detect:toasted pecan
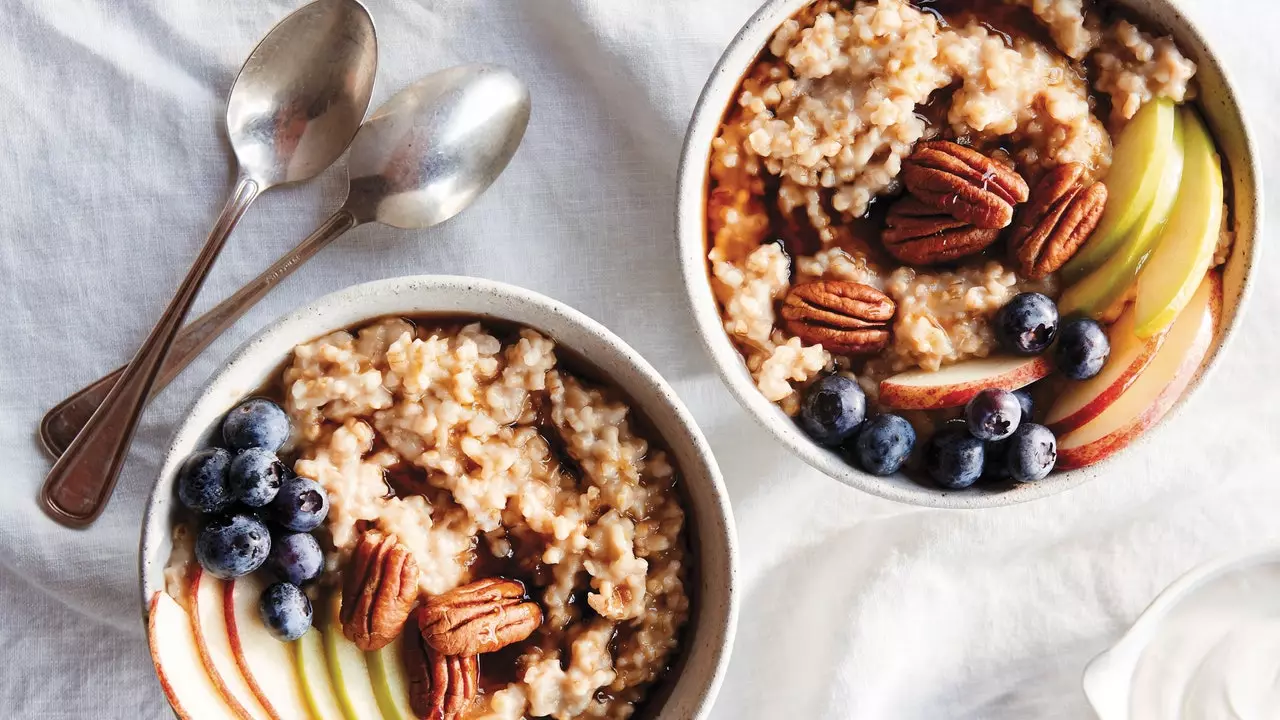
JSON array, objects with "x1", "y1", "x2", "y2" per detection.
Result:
[
  {"x1": 882, "y1": 196, "x2": 1003, "y2": 265},
  {"x1": 902, "y1": 141, "x2": 1030, "y2": 229},
  {"x1": 1008, "y1": 163, "x2": 1108, "y2": 278},
  {"x1": 418, "y1": 578, "x2": 542, "y2": 657},
  {"x1": 781, "y1": 280, "x2": 895, "y2": 355},
  {"x1": 340, "y1": 531, "x2": 419, "y2": 651},
  {"x1": 406, "y1": 620, "x2": 479, "y2": 720}
]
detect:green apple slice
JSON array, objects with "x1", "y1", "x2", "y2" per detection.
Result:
[
  {"x1": 1132, "y1": 107, "x2": 1225, "y2": 337},
  {"x1": 1059, "y1": 109, "x2": 1186, "y2": 320},
  {"x1": 1062, "y1": 98, "x2": 1179, "y2": 282},
  {"x1": 297, "y1": 628, "x2": 346, "y2": 720},
  {"x1": 321, "y1": 597, "x2": 384, "y2": 720},
  {"x1": 368, "y1": 638, "x2": 416, "y2": 720}
]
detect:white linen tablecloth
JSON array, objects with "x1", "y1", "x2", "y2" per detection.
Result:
[{"x1": 1, "y1": 1, "x2": 1276, "y2": 718}]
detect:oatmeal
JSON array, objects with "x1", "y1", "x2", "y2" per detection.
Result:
[
  {"x1": 705, "y1": 0, "x2": 1231, "y2": 483},
  {"x1": 286, "y1": 318, "x2": 691, "y2": 720},
  {"x1": 708, "y1": 0, "x2": 1197, "y2": 406},
  {"x1": 1094, "y1": 19, "x2": 1197, "y2": 124}
]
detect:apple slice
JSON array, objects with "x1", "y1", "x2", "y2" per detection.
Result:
[
  {"x1": 148, "y1": 591, "x2": 243, "y2": 720},
  {"x1": 320, "y1": 595, "x2": 383, "y2": 720},
  {"x1": 297, "y1": 629, "x2": 347, "y2": 720},
  {"x1": 225, "y1": 574, "x2": 311, "y2": 720},
  {"x1": 1057, "y1": 272, "x2": 1220, "y2": 470},
  {"x1": 1133, "y1": 107, "x2": 1225, "y2": 338},
  {"x1": 368, "y1": 636, "x2": 417, "y2": 720},
  {"x1": 1044, "y1": 305, "x2": 1168, "y2": 435},
  {"x1": 879, "y1": 354, "x2": 1052, "y2": 410},
  {"x1": 191, "y1": 568, "x2": 271, "y2": 720},
  {"x1": 1059, "y1": 110, "x2": 1186, "y2": 320},
  {"x1": 1062, "y1": 98, "x2": 1179, "y2": 282}
]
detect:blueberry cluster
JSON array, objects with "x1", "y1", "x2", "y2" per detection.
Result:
[
  {"x1": 925, "y1": 388, "x2": 1055, "y2": 488},
  {"x1": 796, "y1": 292, "x2": 1111, "y2": 490},
  {"x1": 995, "y1": 292, "x2": 1110, "y2": 379},
  {"x1": 798, "y1": 375, "x2": 916, "y2": 477},
  {"x1": 178, "y1": 397, "x2": 327, "y2": 642},
  {"x1": 921, "y1": 291, "x2": 1111, "y2": 489}
]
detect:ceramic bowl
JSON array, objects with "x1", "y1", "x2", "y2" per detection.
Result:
[
  {"x1": 139, "y1": 275, "x2": 738, "y2": 719},
  {"x1": 1082, "y1": 547, "x2": 1280, "y2": 718},
  {"x1": 675, "y1": 0, "x2": 1262, "y2": 509}
]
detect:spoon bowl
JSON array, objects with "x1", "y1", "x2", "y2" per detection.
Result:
[
  {"x1": 228, "y1": 0, "x2": 377, "y2": 185},
  {"x1": 345, "y1": 65, "x2": 531, "y2": 227}
]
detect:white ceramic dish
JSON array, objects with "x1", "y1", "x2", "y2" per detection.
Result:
[
  {"x1": 1083, "y1": 547, "x2": 1280, "y2": 719},
  {"x1": 139, "y1": 275, "x2": 739, "y2": 719},
  {"x1": 675, "y1": 0, "x2": 1262, "y2": 509}
]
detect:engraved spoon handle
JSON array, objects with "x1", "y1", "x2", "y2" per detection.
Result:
[
  {"x1": 38, "y1": 177, "x2": 261, "y2": 527},
  {"x1": 38, "y1": 207, "x2": 359, "y2": 460}
]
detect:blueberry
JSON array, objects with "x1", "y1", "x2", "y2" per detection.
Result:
[
  {"x1": 923, "y1": 429, "x2": 986, "y2": 489},
  {"x1": 222, "y1": 398, "x2": 290, "y2": 452},
  {"x1": 995, "y1": 292, "x2": 1059, "y2": 355},
  {"x1": 964, "y1": 388, "x2": 1022, "y2": 441},
  {"x1": 851, "y1": 414, "x2": 916, "y2": 476},
  {"x1": 259, "y1": 582, "x2": 312, "y2": 642},
  {"x1": 1055, "y1": 318, "x2": 1111, "y2": 380},
  {"x1": 229, "y1": 448, "x2": 286, "y2": 508},
  {"x1": 268, "y1": 476, "x2": 329, "y2": 532},
  {"x1": 983, "y1": 438, "x2": 1012, "y2": 481},
  {"x1": 1006, "y1": 423, "x2": 1057, "y2": 483},
  {"x1": 798, "y1": 375, "x2": 866, "y2": 446},
  {"x1": 1013, "y1": 388, "x2": 1035, "y2": 422},
  {"x1": 195, "y1": 513, "x2": 271, "y2": 579},
  {"x1": 177, "y1": 448, "x2": 235, "y2": 514},
  {"x1": 266, "y1": 532, "x2": 324, "y2": 586}
]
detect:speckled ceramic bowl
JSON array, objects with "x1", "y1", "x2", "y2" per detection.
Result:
[
  {"x1": 140, "y1": 275, "x2": 738, "y2": 719},
  {"x1": 675, "y1": 0, "x2": 1261, "y2": 509}
]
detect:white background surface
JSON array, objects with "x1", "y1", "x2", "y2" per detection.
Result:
[{"x1": 0, "y1": 0, "x2": 1276, "y2": 718}]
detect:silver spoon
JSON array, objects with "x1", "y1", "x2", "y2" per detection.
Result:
[
  {"x1": 38, "y1": 0, "x2": 377, "y2": 528},
  {"x1": 39, "y1": 65, "x2": 531, "y2": 460},
  {"x1": 39, "y1": 64, "x2": 531, "y2": 524}
]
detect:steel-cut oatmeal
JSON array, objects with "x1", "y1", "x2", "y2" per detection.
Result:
[
  {"x1": 288, "y1": 318, "x2": 691, "y2": 719},
  {"x1": 706, "y1": 0, "x2": 1231, "y2": 485},
  {"x1": 161, "y1": 317, "x2": 691, "y2": 720}
]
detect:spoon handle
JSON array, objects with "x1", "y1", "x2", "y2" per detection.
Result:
[
  {"x1": 38, "y1": 177, "x2": 262, "y2": 528},
  {"x1": 38, "y1": 207, "x2": 360, "y2": 461}
]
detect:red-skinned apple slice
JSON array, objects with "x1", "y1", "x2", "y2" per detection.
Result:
[
  {"x1": 1045, "y1": 305, "x2": 1169, "y2": 434},
  {"x1": 225, "y1": 574, "x2": 311, "y2": 720},
  {"x1": 1057, "y1": 272, "x2": 1220, "y2": 470},
  {"x1": 879, "y1": 355, "x2": 1053, "y2": 410},
  {"x1": 192, "y1": 568, "x2": 271, "y2": 720},
  {"x1": 148, "y1": 591, "x2": 243, "y2": 720}
]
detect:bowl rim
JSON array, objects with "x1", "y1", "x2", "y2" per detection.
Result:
[
  {"x1": 674, "y1": 0, "x2": 1263, "y2": 509},
  {"x1": 138, "y1": 274, "x2": 739, "y2": 719}
]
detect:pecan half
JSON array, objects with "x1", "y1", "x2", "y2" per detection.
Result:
[
  {"x1": 341, "y1": 531, "x2": 420, "y2": 651},
  {"x1": 882, "y1": 196, "x2": 1003, "y2": 265},
  {"x1": 780, "y1": 280, "x2": 895, "y2": 355},
  {"x1": 406, "y1": 624, "x2": 479, "y2": 720},
  {"x1": 902, "y1": 141, "x2": 1030, "y2": 229},
  {"x1": 1008, "y1": 163, "x2": 1109, "y2": 279},
  {"x1": 418, "y1": 578, "x2": 542, "y2": 657}
]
